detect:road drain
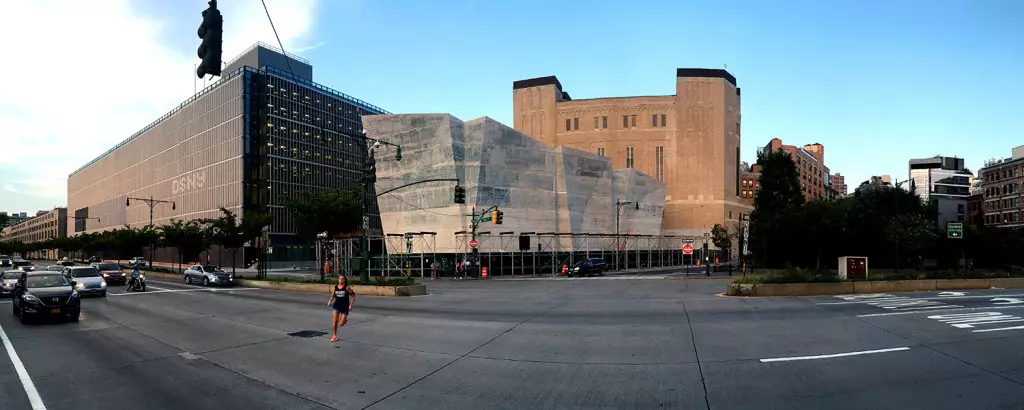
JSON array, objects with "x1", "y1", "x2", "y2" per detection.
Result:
[{"x1": 288, "y1": 330, "x2": 327, "y2": 338}]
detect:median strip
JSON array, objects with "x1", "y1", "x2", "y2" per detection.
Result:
[{"x1": 759, "y1": 347, "x2": 910, "y2": 363}]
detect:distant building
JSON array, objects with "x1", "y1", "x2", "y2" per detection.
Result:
[
  {"x1": 739, "y1": 164, "x2": 761, "y2": 204},
  {"x1": 908, "y1": 156, "x2": 971, "y2": 202},
  {"x1": 856, "y1": 175, "x2": 892, "y2": 193},
  {"x1": 831, "y1": 173, "x2": 847, "y2": 197},
  {"x1": 5, "y1": 212, "x2": 31, "y2": 226},
  {"x1": 979, "y1": 145, "x2": 1024, "y2": 228},
  {"x1": 0, "y1": 208, "x2": 68, "y2": 259},
  {"x1": 966, "y1": 193, "x2": 984, "y2": 231},
  {"x1": 762, "y1": 138, "x2": 828, "y2": 200}
]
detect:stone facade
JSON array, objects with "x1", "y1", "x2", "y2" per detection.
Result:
[
  {"x1": 362, "y1": 114, "x2": 666, "y2": 253},
  {"x1": 511, "y1": 69, "x2": 751, "y2": 237}
]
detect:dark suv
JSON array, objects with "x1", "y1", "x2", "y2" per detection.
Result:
[
  {"x1": 12, "y1": 272, "x2": 81, "y2": 323},
  {"x1": 570, "y1": 258, "x2": 608, "y2": 277}
]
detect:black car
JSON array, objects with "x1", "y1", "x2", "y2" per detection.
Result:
[
  {"x1": 570, "y1": 258, "x2": 608, "y2": 277},
  {"x1": 12, "y1": 260, "x2": 35, "y2": 272},
  {"x1": 11, "y1": 272, "x2": 81, "y2": 323}
]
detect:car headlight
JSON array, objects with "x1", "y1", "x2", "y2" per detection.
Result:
[
  {"x1": 101, "y1": 281, "x2": 107, "y2": 287},
  {"x1": 75, "y1": 283, "x2": 85, "y2": 289},
  {"x1": 23, "y1": 294, "x2": 39, "y2": 303}
]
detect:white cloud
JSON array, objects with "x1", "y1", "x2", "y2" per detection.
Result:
[{"x1": 0, "y1": 0, "x2": 318, "y2": 212}]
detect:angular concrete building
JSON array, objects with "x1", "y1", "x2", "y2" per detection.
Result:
[{"x1": 362, "y1": 114, "x2": 665, "y2": 253}]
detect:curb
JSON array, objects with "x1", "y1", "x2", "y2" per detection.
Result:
[{"x1": 727, "y1": 278, "x2": 1024, "y2": 297}]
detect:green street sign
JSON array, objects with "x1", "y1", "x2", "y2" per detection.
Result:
[
  {"x1": 947, "y1": 222, "x2": 964, "y2": 239},
  {"x1": 478, "y1": 215, "x2": 492, "y2": 223}
]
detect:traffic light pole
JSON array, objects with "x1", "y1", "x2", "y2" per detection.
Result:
[
  {"x1": 466, "y1": 205, "x2": 500, "y2": 278},
  {"x1": 359, "y1": 138, "x2": 402, "y2": 283},
  {"x1": 126, "y1": 196, "x2": 175, "y2": 270},
  {"x1": 614, "y1": 201, "x2": 638, "y2": 271}
]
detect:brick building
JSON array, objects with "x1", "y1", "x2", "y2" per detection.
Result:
[
  {"x1": 512, "y1": 69, "x2": 749, "y2": 237},
  {"x1": 740, "y1": 164, "x2": 761, "y2": 204},
  {"x1": 0, "y1": 207, "x2": 68, "y2": 259},
  {"x1": 831, "y1": 173, "x2": 847, "y2": 197},
  {"x1": 979, "y1": 145, "x2": 1024, "y2": 228},
  {"x1": 762, "y1": 138, "x2": 828, "y2": 200},
  {"x1": 966, "y1": 193, "x2": 984, "y2": 231}
]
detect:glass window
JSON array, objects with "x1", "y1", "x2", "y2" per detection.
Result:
[
  {"x1": 626, "y1": 146, "x2": 634, "y2": 169},
  {"x1": 652, "y1": 114, "x2": 658, "y2": 127},
  {"x1": 26, "y1": 274, "x2": 69, "y2": 288},
  {"x1": 597, "y1": 147, "x2": 605, "y2": 157},
  {"x1": 623, "y1": 115, "x2": 628, "y2": 128},
  {"x1": 573, "y1": 117, "x2": 579, "y2": 131},
  {"x1": 602, "y1": 116, "x2": 608, "y2": 129},
  {"x1": 661, "y1": 114, "x2": 667, "y2": 127},
  {"x1": 631, "y1": 115, "x2": 636, "y2": 128},
  {"x1": 565, "y1": 119, "x2": 571, "y2": 131},
  {"x1": 594, "y1": 117, "x2": 599, "y2": 129}
]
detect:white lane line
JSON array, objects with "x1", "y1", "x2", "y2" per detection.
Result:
[
  {"x1": 0, "y1": 322, "x2": 47, "y2": 409},
  {"x1": 858, "y1": 304, "x2": 1024, "y2": 317},
  {"x1": 146, "y1": 285, "x2": 172, "y2": 291},
  {"x1": 819, "y1": 294, "x2": 1024, "y2": 305},
  {"x1": 107, "y1": 288, "x2": 261, "y2": 297},
  {"x1": 759, "y1": 347, "x2": 910, "y2": 363}
]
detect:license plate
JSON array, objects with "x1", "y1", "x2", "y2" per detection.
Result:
[{"x1": 51, "y1": 308, "x2": 61, "y2": 314}]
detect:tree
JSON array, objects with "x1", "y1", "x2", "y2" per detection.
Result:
[
  {"x1": 285, "y1": 189, "x2": 363, "y2": 280},
  {"x1": 205, "y1": 208, "x2": 273, "y2": 276},
  {"x1": 159, "y1": 220, "x2": 208, "y2": 273},
  {"x1": 0, "y1": 212, "x2": 9, "y2": 229},
  {"x1": 711, "y1": 224, "x2": 733, "y2": 262},
  {"x1": 884, "y1": 213, "x2": 937, "y2": 272},
  {"x1": 749, "y1": 149, "x2": 805, "y2": 267}
]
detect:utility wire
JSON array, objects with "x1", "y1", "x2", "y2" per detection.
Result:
[{"x1": 260, "y1": 0, "x2": 296, "y2": 78}]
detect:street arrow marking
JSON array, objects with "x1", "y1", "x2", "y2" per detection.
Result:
[
  {"x1": 991, "y1": 297, "x2": 1024, "y2": 305},
  {"x1": 938, "y1": 291, "x2": 966, "y2": 296}
]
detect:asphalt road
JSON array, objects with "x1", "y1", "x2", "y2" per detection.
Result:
[{"x1": 2, "y1": 274, "x2": 1024, "y2": 409}]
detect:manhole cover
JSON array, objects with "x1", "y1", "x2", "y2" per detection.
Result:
[{"x1": 288, "y1": 330, "x2": 327, "y2": 338}]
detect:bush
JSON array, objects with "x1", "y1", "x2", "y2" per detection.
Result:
[
  {"x1": 732, "y1": 267, "x2": 839, "y2": 284},
  {"x1": 250, "y1": 275, "x2": 418, "y2": 287}
]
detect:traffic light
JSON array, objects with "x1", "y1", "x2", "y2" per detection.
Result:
[
  {"x1": 196, "y1": 0, "x2": 223, "y2": 78},
  {"x1": 453, "y1": 185, "x2": 465, "y2": 204},
  {"x1": 495, "y1": 210, "x2": 504, "y2": 225},
  {"x1": 363, "y1": 154, "x2": 377, "y2": 184}
]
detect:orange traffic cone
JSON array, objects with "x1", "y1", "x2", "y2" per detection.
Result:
[{"x1": 482, "y1": 267, "x2": 489, "y2": 279}]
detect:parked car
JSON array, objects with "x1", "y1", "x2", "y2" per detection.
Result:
[
  {"x1": 0, "y1": 259, "x2": 11, "y2": 269},
  {"x1": 184, "y1": 265, "x2": 233, "y2": 286},
  {"x1": 11, "y1": 271, "x2": 81, "y2": 323},
  {"x1": 43, "y1": 265, "x2": 63, "y2": 272},
  {"x1": 63, "y1": 266, "x2": 107, "y2": 297},
  {"x1": 12, "y1": 260, "x2": 35, "y2": 272},
  {"x1": 128, "y1": 257, "x2": 147, "y2": 268},
  {"x1": 1, "y1": 270, "x2": 22, "y2": 297},
  {"x1": 92, "y1": 263, "x2": 127, "y2": 285},
  {"x1": 570, "y1": 258, "x2": 608, "y2": 277}
]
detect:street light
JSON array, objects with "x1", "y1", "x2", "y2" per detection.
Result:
[
  {"x1": 125, "y1": 196, "x2": 176, "y2": 270},
  {"x1": 359, "y1": 134, "x2": 402, "y2": 282}
]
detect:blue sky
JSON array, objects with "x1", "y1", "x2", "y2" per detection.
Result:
[
  {"x1": 301, "y1": 0, "x2": 1023, "y2": 185},
  {"x1": 2, "y1": 0, "x2": 1022, "y2": 212}
]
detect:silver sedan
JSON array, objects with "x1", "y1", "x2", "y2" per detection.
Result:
[
  {"x1": 63, "y1": 266, "x2": 108, "y2": 297},
  {"x1": 1, "y1": 270, "x2": 21, "y2": 297},
  {"x1": 184, "y1": 265, "x2": 233, "y2": 287}
]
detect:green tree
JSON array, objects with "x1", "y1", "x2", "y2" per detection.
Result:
[
  {"x1": 0, "y1": 212, "x2": 9, "y2": 230},
  {"x1": 711, "y1": 224, "x2": 733, "y2": 262},
  {"x1": 159, "y1": 220, "x2": 209, "y2": 273},
  {"x1": 884, "y1": 213, "x2": 938, "y2": 271},
  {"x1": 285, "y1": 189, "x2": 363, "y2": 280},
  {"x1": 205, "y1": 208, "x2": 273, "y2": 275},
  {"x1": 749, "y1": 149, "x2": 805, "y2": 267}
]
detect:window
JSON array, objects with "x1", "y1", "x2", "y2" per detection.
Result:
[
  {"x1": 573, "y1": 117, "x2": 579, "y2": 130},
  {"x1": 623, "y1": 115, "x2": 629, "y2": 128},
  {"x1": 631, "y1": 115, "x2": 637, "y2": 128},
  {"x1": 597, "y1": 147, "x2": 605, "y2": 157},
  {"x1": 626, "y1": 146, "x2": 634, "y2": 168},
  {"x1": 565, "y1": 119, "x2": 571, "y2": 132},
  {"x1": 602, "y1": 116, "x2": 608, "y2": 129},
  {"x1": 661, "y1": 114, "x2": 667, "y2": 127},
  {"x1": 655, "y1": 146, "x2": 664, "y2": 181},
  {"x1": 652, "y1": 114, "x2": 658, "y2": 127},
  {"x1": 594, "y1": 117, "x2": 599, "y2": 129}
]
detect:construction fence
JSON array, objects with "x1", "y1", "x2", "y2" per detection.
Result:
[{"x1": 319, "y1": 232, "x2": 726, "y2": 278}]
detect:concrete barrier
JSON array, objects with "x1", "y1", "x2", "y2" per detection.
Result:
[
  {"x1": 728, "y1": 278, "x2": 1024, "y2": 297},
  {"x1": 140, "y1": 271, "x2": 426, "y2": 296}
]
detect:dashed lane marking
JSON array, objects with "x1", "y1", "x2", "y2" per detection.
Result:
[
  {"x1": 822, "y1": 293, "x2": 961, "y2": 311},
  {"x1": 107, "y1": 287, "x2": 262, "y2": 297}
]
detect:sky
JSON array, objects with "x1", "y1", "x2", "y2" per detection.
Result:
[{"x1": 1, "y1": 0, "x2": 1022, "y2": 213}]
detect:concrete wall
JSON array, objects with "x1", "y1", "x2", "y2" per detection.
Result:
[{"x1": 363, "y1": 114, "x2": 666, "y2": 253}]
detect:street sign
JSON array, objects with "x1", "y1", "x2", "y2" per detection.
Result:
[
  {"x1": 947, "y1": 222, "x2": 963, "y2": 239},
  {"x1": 683, "y1": 243, "x2": 694, "y2": 255},
  {"x1": 469, "y1": 239, "x2": 479, "y2": 249},
  {"x1": 684, "y1": 238, "x2": 694, "y2": 244},
  {"x1": 479, "y1": 215, "x2": 492, "y2": 223}
]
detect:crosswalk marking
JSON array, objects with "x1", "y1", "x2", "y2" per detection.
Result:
[{"x1": 497, "y1": 276, "x2": 666, "y2": 281}]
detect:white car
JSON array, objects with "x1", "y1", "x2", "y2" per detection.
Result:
[{"x1": 183, "y1": 265, "x2": 233, "y2": 286}]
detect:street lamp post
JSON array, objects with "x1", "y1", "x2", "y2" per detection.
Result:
[
  {"x1": 359, "y1": 137, "x2": 401, "y2": 282},
  {"x1": 614, "y1": 200, "x2": 639, "y2": 271},
  {"x1": 126, "y1": 196, "x2": 176, "y2": 270}
]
